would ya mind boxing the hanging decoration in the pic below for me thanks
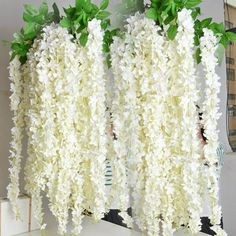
[7,0,236,235]
[109,0,235,235]
[7,0,118,234]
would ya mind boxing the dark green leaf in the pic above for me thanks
[96,11,111,20]
[146,8,158,20]
[164,15,175,25]
[106,54,111,68]
[167,24,178,40]
[77,24,86,33]
[53,3,61,23]
[191,7,201,19]
[103,42,110,52]
[100,0,109,10]
[79,32,89,46]
[74,14,84,24]
[101,19,111,30]
[195,48,201,64]
[194,35,200,46]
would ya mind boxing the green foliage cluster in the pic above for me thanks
[59,0,119,67]
[10,0,119,66]
[10,2,60,64]
[146,0,236,63]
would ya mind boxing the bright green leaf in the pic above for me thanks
[215,43,225,65]
[24,23,36,35]
[96,11,111,20]
[100,0,109,10]
[227,32,236,41]
[167,24,178,40]
[60,17,72,28]
[201,18,212,28]
[220,34,228,48]
[24,4,37,15]
[146,8,158,20]
[185,0,202,8]
[79,32,89,46]
[39,2,48,15]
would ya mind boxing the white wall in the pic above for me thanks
[0,0,231,196]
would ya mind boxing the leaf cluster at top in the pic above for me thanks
[146,0,236,63]
[10,0,119,66]
[60,0,120,67]
[10,2,60,64]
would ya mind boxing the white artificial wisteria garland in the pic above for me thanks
[110,8,226,236]
[200,28,227,236]
[8,19,108,235]
[7,56,25,220]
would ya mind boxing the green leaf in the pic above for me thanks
[219,34,228,48]
[96,11,111,20]
[227,32,236,41]
[24,4,37,15]
[39,2,48,15]
[76,0,84,10]
[195,48,201,64]
[83,2,93,13]
[23,13,33,22]
[103,42,110,52]
[106,54,112,68]
[167,24,178,40]
[100,0,109,10]
[77,24,86,33]
[146,8,158,20]
[191,7,201,20]
[24,23,36,35]
[53,3,61,23]
[64,7,76,17]
[215,43,225,65]
[101,19,111,30]
[82,11,88,25]
[201,18,212,28]
[74,14,84,24]
[209,22,224,33]
[194,35,200,46]
[79,32,89,46]
[60,17,72,28]
[185,0,202,8]
[13,33,21,41]
[164,15,175,25]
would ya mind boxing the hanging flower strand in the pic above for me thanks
[200,28,227,236]
[7,0,116,234]
[7,56,25,220]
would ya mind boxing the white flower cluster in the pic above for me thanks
[143,0,151,6]
[7,56,25,220]
[200,29,227,236]
[110,9,226,236]
[8,19,108,235]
